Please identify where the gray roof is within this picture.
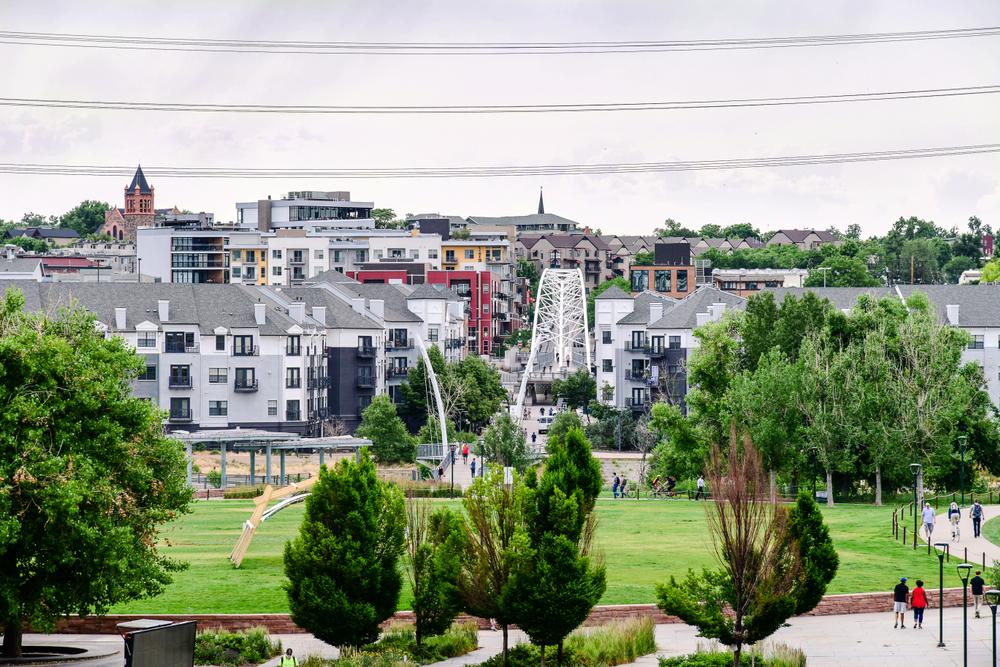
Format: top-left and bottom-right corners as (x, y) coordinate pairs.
(762, 286), (893, 311)
(307, 269), (360, 286)
(649, 287), (746, 329)
(617, 292), (678, 325)
(0, 257), (42, 275)
(336, 282), (422, 323)
(595, 285), (631, 300)
(128, 165), (152, 194)
(0, 282), (304, 334)
(467, 213), (579, 228)
(407, 283), (456, 300)
(275, 287), (379, 329)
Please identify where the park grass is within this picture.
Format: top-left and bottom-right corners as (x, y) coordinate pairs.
(113, 497), (942, 614)
(983, 515), (1000, 547)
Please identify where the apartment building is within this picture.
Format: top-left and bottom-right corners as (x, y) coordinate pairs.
(369, 231), (442, 269)
(137, 227), (229, 284)
(713, 268), (809, 297)
(517, 234), (614, 290)
(236, 191), (374, 232)
(766, 229), (840, 251)
(628, 242), (697, 298)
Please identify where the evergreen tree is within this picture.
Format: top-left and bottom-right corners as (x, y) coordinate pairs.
(284, 452), (405, 647)
(356, 395), (416, 463)
(406, 503), (467, 645)
(785, 492), (839, 614)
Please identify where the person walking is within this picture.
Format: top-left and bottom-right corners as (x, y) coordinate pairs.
(911, 580), (927, 629)
(695, 476), (706, 501)
(972, 570), (986, 618)
(619, 477), (629, 499)
(438, 465), (445, 481)
(612, 473), (620, 499)
(971, 499), (985, 538)
(921, 502), (935, 540)
(462, 443), (469, 464)
(470, 458), (477, 479)
(948, 501), (961, 542)
(893, 577), (909, 629)
(531, 432), (537, 445)
(280, 649), (297, 667)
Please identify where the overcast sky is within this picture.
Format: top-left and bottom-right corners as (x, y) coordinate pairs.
(2, 1), (999, 236)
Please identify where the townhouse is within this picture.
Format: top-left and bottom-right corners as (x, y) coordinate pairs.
(713, 268), (809, 296)
(766, 229), (840, 251)
(516, 233), (615, 291)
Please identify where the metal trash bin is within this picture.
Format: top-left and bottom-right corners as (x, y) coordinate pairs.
(116, 619), (196, 667)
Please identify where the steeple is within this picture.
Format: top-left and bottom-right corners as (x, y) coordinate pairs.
(124, 164), (154, 215)
(537, 186), (545, 215)
(128, 164), (152, 194)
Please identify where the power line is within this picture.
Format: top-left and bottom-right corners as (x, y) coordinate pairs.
(1, 144), (997, 180)
(0, 26), (998, 55)
(2, 85), (998, 115)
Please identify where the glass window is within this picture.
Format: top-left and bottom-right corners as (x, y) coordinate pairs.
(970, 335), (985, 350)
(232, 266), (242, 278)
(169, 397), (190, 419)
(272, 249), (282, 259)
(286, 367), (301, 388)
(287, 335), (301, 355)
(272, 265), (282, 276)
(677, 270), (689, 292)
(465, 250), (475, 259)
(215, 334), (225, 351)
(268, 400), (278, 416)
(138, 364), (157, 381)
(355, 250), (367, 263)
(209, 368), (227, 384)
(233, 335), (255, 355)
(315, 249), (324, 260)
(235, 367), (255, 388)
(209, 400), (228, 417)
(602, 359), (613, 372)
(333, 250), (344, 263)
(286, 399), (301, 421)
(630, 270), (648, 292)
(428, 326), (439, 342)
(232, 249), (242, 261)
(410, 250), (420, 259)
(429, 249), (439, 259)
(669, 335), (681, 349)
(602, 330), (612, 344)
(246, 251), (256, 263)
(654, 270), (672, 292)
(137, 332), (156, 348)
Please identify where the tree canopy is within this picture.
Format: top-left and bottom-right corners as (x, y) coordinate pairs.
(356, 395), (416, 463)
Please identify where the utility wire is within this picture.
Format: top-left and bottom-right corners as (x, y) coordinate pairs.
(0, 26), (998, 55)
(2, 85), (998, 114)
(1, 144), (997, 179)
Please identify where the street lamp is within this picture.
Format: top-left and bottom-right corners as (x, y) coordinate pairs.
(935, 543), (948, 647)
(958, 435), (968, 507)
(910, 463), (923, 547)
(449, 443), (457, 499)
(986, 589), (1000, 667)
(958, 563), (973, 667)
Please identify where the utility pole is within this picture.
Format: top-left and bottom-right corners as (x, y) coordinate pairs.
(910, 255), (915, 284)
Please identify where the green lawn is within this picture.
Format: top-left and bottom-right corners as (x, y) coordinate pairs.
(983, 515), (1000, 547)
(113, 498), (942, 614)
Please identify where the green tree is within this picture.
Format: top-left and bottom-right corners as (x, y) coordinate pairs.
(587, 276), (630, 327)
(372, 208), (406, 229)
(655, 218), (699, 237)
(477, 413), (530, 471)
(19, 212), (57, 226)
(545, 411), (584, 447)
(59, 200), (111, 236)
(0, 289), (192, 657)
(456, 355), (506, 429)
(632, 250), (654, 266)
(356, 395), (416, 463)
(649, 402), (706, 481)
(699, 223), (724, 239)
(721, 223), (760, 239)
(943, 255), (978, 283)
(400, 345), (449, 431)
(7, 236), (47, 252)
(803, 255), (879, 287)
(552, 369), (596, 411)
(685, 317), (742, 446)
(283, 452), (405, 648)
(785, 493), (839, 614)
(982, 259), (1000, 283)
(405, 503), (467, 645)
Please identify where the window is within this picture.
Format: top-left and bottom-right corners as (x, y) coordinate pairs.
(137, 332), (156, 348)
(631, 331), (646, 348)
(286, 367), (301, 388)
(235, 367), (256, 389)
(233, 335), (255, 356)
(268, 400), (278, 416)
(483, 283), (490, 293)
(602, 359), (613, 372)
(168, 364), (191, 386)
(245, 250), (256, 263)
(209, 368), (227, 384)
(428, 326), (439, 342)
(287, 335), (301, 355)
(482, 304), (489, 313)
(209, 400), (228, 417)
(464, 249), (475, 259)
(651, 336), (664, 353)
(630, 270), (648, 292)
(410, 249), (420, 260)
(333, 250), (344, 263)
(232, 266), (242, 278)
(315, 249), (324, 260)
(272, 266), (282, 276)
(677, 271), (689, 292)
(602, 330), (612, 344)
(212, 334), (224, 351)
(669, 335), (681, 349)
(286, 399), (301, 421)
(355, 249), (367, 263)
(232, 249), (242, 261)
(245, 267), (256, 280)
(746, 282), (758, 291)
(138, 364), (157, 381)
(272, 249), (282, 259)
(969, 335), (985, 350)
(429, 249), (438, 259)
(654, 270), (672, 292)
(165, 331), (194, 353)
(169, 397), (190, 419)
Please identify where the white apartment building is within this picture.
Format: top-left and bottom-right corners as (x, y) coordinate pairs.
(236, 191), (374, 232)
(368, 232), (443, 269)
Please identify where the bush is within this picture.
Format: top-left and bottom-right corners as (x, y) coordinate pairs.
(477, 644), (562, 667)
(206, 469), (222, 488)
(371, 622), (478, 665)
(398, 482), (466, 498)
(658, 643), (806, 667)
(194, 627), (281, 666)
(224, 485), (266, 499)
(565, 618), (656, 666)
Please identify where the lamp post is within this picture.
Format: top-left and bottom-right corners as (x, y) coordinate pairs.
(935, 543), (948, 647)
(910, 463), (923, 546)
(449, 443), (457, 499)
(986, 589), (1000, 667)
(958, 563), (973, 667)
(959, 435), (968, 507)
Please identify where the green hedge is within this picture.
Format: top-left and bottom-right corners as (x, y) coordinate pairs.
(223, 485), (266, 499)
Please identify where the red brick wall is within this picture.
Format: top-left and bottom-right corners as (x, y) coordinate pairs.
(49, 588), (970, 635)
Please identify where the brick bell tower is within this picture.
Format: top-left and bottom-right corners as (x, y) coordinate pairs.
(124, 164), (155, 216)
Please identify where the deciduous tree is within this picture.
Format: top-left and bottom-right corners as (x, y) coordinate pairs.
(405, 502), (467, 645)
(356, 395), (416, 463)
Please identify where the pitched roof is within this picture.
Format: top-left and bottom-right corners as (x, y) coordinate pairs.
(407, 284), (451, 300)
(617, 292), (678, 325)
(128, 165), (152, 194)
(275, 286), (378, 329)
(5, 227), (80, 239)
(307, 269), (361, 286)
(773, 229), (837, 244)
(336, 282), (422, 322)
(0, 257), (42, 275)
(466, 213), (579, 228)
(649, 287), (746, 329)
(595, 285), (631, 300)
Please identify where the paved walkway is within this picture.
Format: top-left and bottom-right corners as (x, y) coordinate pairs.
(921, 503), (1000, 565)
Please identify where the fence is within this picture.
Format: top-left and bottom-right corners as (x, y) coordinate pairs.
(190, 472), (311, 489)
(890, 492), (995, 571)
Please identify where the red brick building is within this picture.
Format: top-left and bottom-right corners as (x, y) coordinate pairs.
(99, 165), (179, 242)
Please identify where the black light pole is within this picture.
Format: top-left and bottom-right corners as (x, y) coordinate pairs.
(959, 435), (968, 507)
(987, 589), (1000, 667)
(910, 463), (922, 546)
(935, 543), (948, 647)
(959, 563), (973, 667)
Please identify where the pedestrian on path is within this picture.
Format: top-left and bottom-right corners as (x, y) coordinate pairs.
(972, 571), (986, 618)
(921, 502), (935, 540)
(470, 458), (477, 479)
(695, 476), (706, 500)
(893, 577), (909, 629)
(280, 649), (297, 667)
(612, 473), (620, 499)
(972, 499), (985, 538)
(462, 443), (469, 464)
(620, 477), (628, 499)
(911, 580), (927, 628)
(531, 432), (537, 445)
(948, 502), (961, 541)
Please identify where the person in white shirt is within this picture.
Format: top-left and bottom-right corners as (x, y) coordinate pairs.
(921, 502), (935, 540)
(695, 476), (706, 501)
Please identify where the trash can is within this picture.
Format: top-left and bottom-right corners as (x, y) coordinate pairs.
(116, 619), (196, 667)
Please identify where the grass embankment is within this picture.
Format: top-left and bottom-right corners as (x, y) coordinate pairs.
(113, 498), (940, 614)
(982, 515), (1000, 547)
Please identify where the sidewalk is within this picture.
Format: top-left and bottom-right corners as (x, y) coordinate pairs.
(923, 503), (999, 565)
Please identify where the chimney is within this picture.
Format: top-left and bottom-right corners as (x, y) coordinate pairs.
(254, 302), (266, 325)
(312, 306), (327, 326)
(695, 312), (710, 328)
(351, 298), (365, 314)
(370, 299), (385, 319)
(114, 307), (126, 330)
(946, 304), (960, 326)
(157, 299), (169, 322)
(649, 302), (663, 323)
(711, 302), (727, 321)
(288, 302), (305, 323)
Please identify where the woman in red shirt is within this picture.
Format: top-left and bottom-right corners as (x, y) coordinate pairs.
(911, 580), (928, 628)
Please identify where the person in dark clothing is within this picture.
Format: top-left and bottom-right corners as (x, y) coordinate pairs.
(619, 477), (628, 499)
(893, 577), (909, 628)
(971, 500), (985, 538)
(612, 473), (620, 499)
(972, 571), (986, 618)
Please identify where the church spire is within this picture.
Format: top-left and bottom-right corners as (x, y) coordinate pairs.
(537, 186), (545, 215)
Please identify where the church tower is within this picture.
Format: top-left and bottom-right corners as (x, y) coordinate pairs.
(124, 165), (155, 216)
(99, 165), (157, 242)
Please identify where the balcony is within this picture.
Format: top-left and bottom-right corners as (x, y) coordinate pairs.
(164, 342), (199, 354)
(625, 397), (650, 410)
(168, 375), (193, 389)
(286, 378), (301, 389)
(624, 371), (649, 383)
(649, 346), (667, 359)
(289, 255), (306, 265)
(356, 374), (375, 389)
(385, 340), (413, 351)
(234, 378), (259, 392)
(233, 346), (258, 357)
(624, 341), (650, 353)
(286, 347), (301, 357)
(357, 344), (375, 358)
(387, 366), (410, 379)
(307, 377), (322, 389)
(286, 410), (302, 422)
(168, 412), (193, 423)
(445, 338), (464, 350)
(443, 256), (458, 265)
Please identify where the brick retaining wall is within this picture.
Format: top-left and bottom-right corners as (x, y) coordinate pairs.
(48, 588), (970, 635)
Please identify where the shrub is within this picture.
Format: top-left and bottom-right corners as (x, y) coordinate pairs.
(371, 622), (478, 664)
(564, 618), (656, 666)
(206, 469), (222, 488)
(194, 627), (281, 666)
(658, 642), (806, 667)
(224, 485), (266, 499)
(477, 644), (564, 667)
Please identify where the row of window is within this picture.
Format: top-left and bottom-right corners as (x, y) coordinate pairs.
(718, 281), (781, 290)
(599, 359), (684, 374)
(138, 333), (307, 355)
(599, 330), (681, 348)
(141, 365), (323, 385)
(169, 397), (301, 419)
(630, 269), (691, 294)
(287, 206), (371, 221)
